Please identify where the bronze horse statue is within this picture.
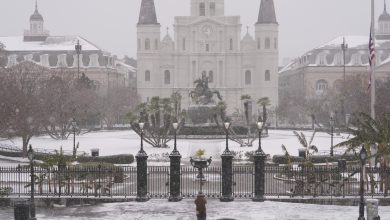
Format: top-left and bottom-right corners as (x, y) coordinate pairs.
(189, 73), (222, 105)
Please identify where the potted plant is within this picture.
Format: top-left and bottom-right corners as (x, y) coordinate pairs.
(190, 149), (212, 181)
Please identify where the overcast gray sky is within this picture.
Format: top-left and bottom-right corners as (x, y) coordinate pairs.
(0, 0), (384, 64)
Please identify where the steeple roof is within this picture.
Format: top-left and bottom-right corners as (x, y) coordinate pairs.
(257, 0), (277, 25)
(30, 0), (43, 21)
(379, 0), (390, 22)
(138, 0), (159, 25)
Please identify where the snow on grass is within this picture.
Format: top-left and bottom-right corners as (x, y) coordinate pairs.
(0, 129), (350, 160)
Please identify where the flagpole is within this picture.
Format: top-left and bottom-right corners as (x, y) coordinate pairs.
(371, 0), (376, 119)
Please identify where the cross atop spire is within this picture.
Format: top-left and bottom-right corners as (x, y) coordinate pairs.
(35, 0), (38, 11)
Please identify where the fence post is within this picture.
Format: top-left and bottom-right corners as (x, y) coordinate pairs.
(168, 150), (182, 202)
(220, 150), (234, 202)
(253, 150), (266, 202)
(136, 150), (149, 202)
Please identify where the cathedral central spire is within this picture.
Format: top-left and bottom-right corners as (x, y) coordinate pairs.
(138, 0), (159, 25)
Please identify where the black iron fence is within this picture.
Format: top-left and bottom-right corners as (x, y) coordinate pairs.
(1, 165), (389, 199)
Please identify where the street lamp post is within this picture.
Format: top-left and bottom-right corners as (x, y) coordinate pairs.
(253, 119), (266, 202)
(358, 145), (367, 220)
(330, 114), (335, 156)
(71, 118), (77, 159)
(224, 122), (231, 152)
(221, 121), (234, 202)
(27, 145), (37, 220)
(75, 40), (82, 79)
(169, 122), (182, 202)
(341, 37), (348, 119)
(173, 122), (178, 152)
(257, 121), (264, 152)
(136, 121), (149, 202)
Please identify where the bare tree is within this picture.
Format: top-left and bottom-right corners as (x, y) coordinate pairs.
(2, 62), (48, 156)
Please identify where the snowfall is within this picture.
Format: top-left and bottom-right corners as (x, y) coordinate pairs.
(0, 129), (351, 166)
(1, 199), (390, 220)
(1, 129), (390, 219)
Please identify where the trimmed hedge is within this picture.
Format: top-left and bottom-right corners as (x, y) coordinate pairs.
(76, 154), (134, 164)
(273, 154), (358, 164)
(179, 125), (249, 136)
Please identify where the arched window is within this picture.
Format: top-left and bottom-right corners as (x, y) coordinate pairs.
(145, 38), (150, 50)
(138, 39), (141, 50)
(154, 39), (159, 50)
(274, 38), (278, 49)
(164, 70), (170, 84)
(257, 38), (261, 49)
(183, 38), (186, 51)
(265, 70), (271, 81)
(210, 2), (216, 16)
(206, 44), (210, 52)
(245, 70), (251, 85)
(229, 38), (233, 50)
(265, 38), (270, 49)
(145, 70), (151, 82)
(316, 79), (328, 95)
(200, 3), (206, 16)
(209, 71), (214, 83)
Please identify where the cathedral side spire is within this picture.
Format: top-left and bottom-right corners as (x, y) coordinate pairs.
(256, 0), (278, 24)
(138, 0), (159, 25)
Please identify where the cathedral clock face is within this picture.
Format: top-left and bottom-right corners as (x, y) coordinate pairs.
(202, 25), (213, 37)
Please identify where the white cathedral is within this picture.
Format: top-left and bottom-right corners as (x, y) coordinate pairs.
(136, 0), (279, 114)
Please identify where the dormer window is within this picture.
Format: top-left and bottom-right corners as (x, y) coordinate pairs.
(334, 53), (343, 66)
(351, 53), (361, 66)
(316, 53), (327, 66)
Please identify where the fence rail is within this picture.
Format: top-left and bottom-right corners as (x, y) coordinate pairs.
(1, 165), (389, 199)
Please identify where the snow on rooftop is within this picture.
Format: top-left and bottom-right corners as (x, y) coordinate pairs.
(0, 35), (101, 52)
(316, 35), (388, 50)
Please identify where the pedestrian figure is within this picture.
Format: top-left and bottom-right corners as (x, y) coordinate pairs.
(195, 191), (207, 220)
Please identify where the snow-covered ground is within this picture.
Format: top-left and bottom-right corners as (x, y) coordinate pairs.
(1, 200), (389, 220)
(0, 129), (349, 160)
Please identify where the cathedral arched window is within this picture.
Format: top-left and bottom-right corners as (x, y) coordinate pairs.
(200, 3), (206, 16)
(138, 39), (141, 50)
(154, 39), (159, 50)
(145, 39), (150, 50)
(257, 38), (261, 49)
(230, 38), (233, 50)
(206, 44), (210, 52)
(209, 71), (214, 83)
(164, 70), (170, 84)
(265, 38), (270, 49)
(245, 70), (251, 85)
(183, 38), (186, 51)
(265, 70), (271, 81)
(210, 2), (216, 16)
(316, 79), (328, 95)
(145, 70), (151, 82)
(274, 38), (278, 49)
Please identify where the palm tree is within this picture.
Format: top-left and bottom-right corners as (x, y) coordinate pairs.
(257, 97), (271, 124)
(336, 113), (390, 194)
(293, 130), (318, 164)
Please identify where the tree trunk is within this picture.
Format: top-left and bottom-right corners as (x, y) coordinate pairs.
(22, 136), (30, 157)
